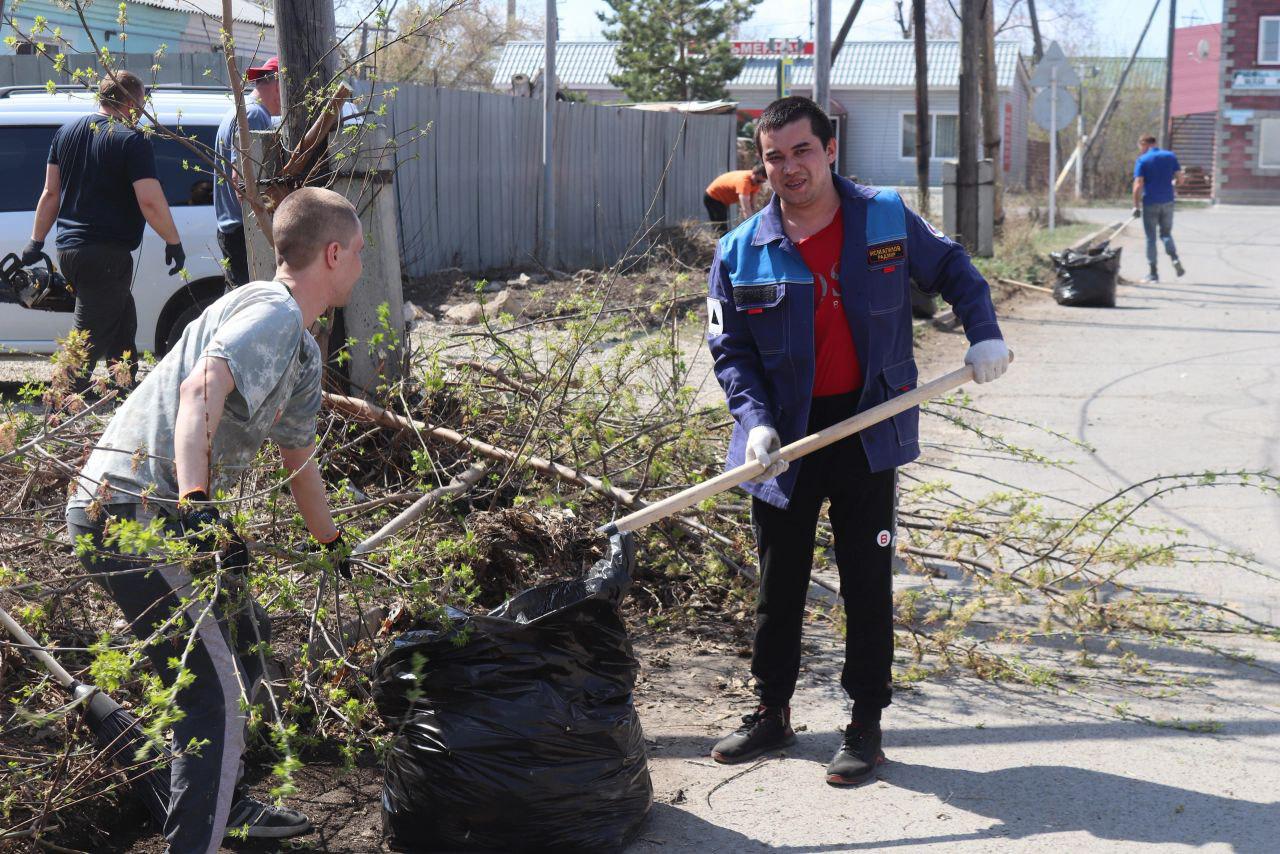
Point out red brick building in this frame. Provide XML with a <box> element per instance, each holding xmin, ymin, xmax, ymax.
<box><xmin>1217</xmin><ymin>0</ymin><xmax>1280</xmax><ymax>203</ymax></box>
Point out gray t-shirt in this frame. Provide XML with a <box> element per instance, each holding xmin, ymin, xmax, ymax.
<box><xmin>68</xmin><ymin>281</ymin><xmax>322</xmax><ymax>511</ymax></box>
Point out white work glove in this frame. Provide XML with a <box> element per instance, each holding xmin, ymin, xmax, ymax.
<box><xmin>964</xmin><ymin>338</ymin><xmax>1010</xmax><ymax>384</ymax></box>
<box><xmin>745</xmin><ymin>426</ymin><xmax>789</xmax><ymax>483</ymax></box>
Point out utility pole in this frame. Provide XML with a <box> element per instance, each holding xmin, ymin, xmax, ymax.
<box><xmin>1026</xmin><ymin>0</ymin><xmax>1044</xmax><ymax>61</ymax></box>
<box><xmin>831</xmin><ymin>0</ymin><xmax>866</xmax><ymax>62</ymax></box>
<box><xmin>273</xmin><ymin>1</ymin><xmax>339</xmax><ymax>154</ymax></box>
<box><xmin>814</xmin><ymin>0</ymin><xmax>831</xmax><ymax>115</ymax></box>
<box><xmin>913</xmin><ymin>0</ymin><xmax>930</xmax><ymax>217</ymax></box>
<box><xmin>979</xmin><ymin>0</ymin><xmax>1003</xmax><ymax>222</ymax></box>
<box><xmin>957</xmin><ymin>0</ymin><xmax>981</xmax><ymax>250</ymax></box>
<box><xmin>508</xmin><ymin>0</ymin><xmax>517</xmax><ymax>31</ymax></box>
<box><xmin>541</xmin><ymin>0</ymin><xmax>557</xmax><ymax>265</ymax></box>
<box><xmin>1161</xmin><ymin>0</ymin><xmax>1176</xmax><ymax>148</ymax></box>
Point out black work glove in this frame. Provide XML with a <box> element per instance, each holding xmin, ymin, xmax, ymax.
<box><xmin>20</xmin><ymin>239</ymin><xmax>44</xmax><ymax>266</ymax></box>
<box><xmin>164</xmin><ymin>242</ymin><xmax>186</xmax><ymax>276</ymax></box>
<box><xmin>320</xmin><ymin>531</ymin><xmax>353</xmax><ymax>579</ymax></box>
<box><xmin>1132</xmin><ymin>207</ymin><xmax>1141</xmax><ymax>220</ymax></box>
<box><xmin>178</xmin><ymin>490</ymin><xmax>249</xmax><ymax>570</ymax></box>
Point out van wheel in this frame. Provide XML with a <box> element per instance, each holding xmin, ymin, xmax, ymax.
<box><xmin>160</xmin><ymin>286</ymin><xmax>221</xmax><ymax>355</ymax></box>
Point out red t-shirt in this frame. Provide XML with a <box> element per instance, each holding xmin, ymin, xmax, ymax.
<box><xmin>795</xmin><ymin>208</ymin><xmax>861</xmax><ymax>397</ymax></box>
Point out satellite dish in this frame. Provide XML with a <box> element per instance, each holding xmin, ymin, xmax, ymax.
<box><xmin>1196</xmin><ymin>39</ymin><xmax>1211</xmax><ymax>59</ymax></box>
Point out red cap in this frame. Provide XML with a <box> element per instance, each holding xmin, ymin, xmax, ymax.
<box><xmin>245</xmin><ymin>56</ymin><xmax>279</xmax><ymax>82</ymax></box>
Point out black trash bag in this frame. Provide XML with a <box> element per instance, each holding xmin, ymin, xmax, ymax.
<box><xmin>373</xmin><ymin>532</ymin><xmax>651</xmax><ymax>853</ymax></box>
<box><xmin>1051</xmin><ymin>244</ymin><xmax>1122</xmax><ymax>307</ymax></box>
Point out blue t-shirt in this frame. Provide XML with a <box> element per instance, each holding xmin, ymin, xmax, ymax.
<box><xmin>214</xmin><ymin>100</ymin><xmax>272</xmax><ymax>232</ymax></box>
<box><xmin>47</xmin><ymin>113</ymin><xmax>157</xmax><ymax>251</ymax></box>
<box><xmin>1134</xmin><ymin>148</ymin><xmax>1181</xmax><ymax>204</ymax></box>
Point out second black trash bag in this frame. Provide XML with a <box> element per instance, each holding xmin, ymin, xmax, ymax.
<box><xmin>373</xmin><ymin>533</ymin><xmax>652</xmax><ymax>853</ymax></box>
<box><xmin>1051</xmin><ymin>245</ymin><xmax>1122</xmax><ymax>307</ymax></box>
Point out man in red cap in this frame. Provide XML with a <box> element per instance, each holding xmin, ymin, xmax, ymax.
<box><xmin>214</xmin><ymin>57</ymin><xmax>281</xmax><ymax>289</ymax></box>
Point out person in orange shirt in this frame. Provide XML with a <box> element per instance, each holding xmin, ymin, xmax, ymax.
<box><xmin>704</xmin><ymin>164</ymin><xmax>767</xmax><ymax>235</ymax></box>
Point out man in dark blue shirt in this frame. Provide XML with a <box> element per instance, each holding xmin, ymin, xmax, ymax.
<box><xmin>23</xmin><ymin>70</ymin><xmax>185</xmax><ymax>392</ymax></box>
<box><xmin>214</xmin><ymin>56</ymin><xmax>280</xmax><ymax>289</ymax></box>
<box><xmin>1132</xmin><ymin>134</ymin><xmax>1184</xmax><ymax>283</ymax></box>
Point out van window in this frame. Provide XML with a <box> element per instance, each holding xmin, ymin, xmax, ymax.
<box><xmin>0</xmin><ymin>126</ymin><xmax>56</xmax><ymax>213</ymax></box>
<box><xmin>154</xmin><ymin>126</ymin><xmax>218</xmax><ymax>207</ymax></box>
<box><xmin>0</xmin><ymin>122</ymin><xmax>219</xmax><ymax>212</ymax></box>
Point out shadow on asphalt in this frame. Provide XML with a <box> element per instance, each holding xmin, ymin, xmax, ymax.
<box><xmin>631</xmin><ymin>802</ymin><xmax>856</xmax><ymax>853</ymax></box>
<box><xmin>840</xmin><ymin>762</ymin><xmax>1278</xmax><ymax>850</ymax></box>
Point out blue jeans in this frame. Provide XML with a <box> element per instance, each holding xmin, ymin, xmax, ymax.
<box><xmin>1142</xmin><ymin>201</ymin><xmax>1177</xmax><ymax>268</ymax></box>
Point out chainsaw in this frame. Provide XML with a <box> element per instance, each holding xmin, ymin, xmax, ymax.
<box><xmin>0</xmin><ymin>251</ymin><xmax>76</xmax><ymax>313</ymax></box>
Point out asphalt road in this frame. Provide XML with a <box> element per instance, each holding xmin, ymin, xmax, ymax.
<box><xmin>634</xmin><ymin>204</ymin><xmax>1280</xmax><ymax>853</ymax></box>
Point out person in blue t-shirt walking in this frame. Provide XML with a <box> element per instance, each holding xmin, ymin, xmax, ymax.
<box><xmin>1132</xmin><ymin>134</ymin><xmax>1184</xmax><ymax>283</ymax></box>
<box><xmin>214</xmin><ymin>56</ymin><xmax>281</xmax><ymax>290</ymax></box>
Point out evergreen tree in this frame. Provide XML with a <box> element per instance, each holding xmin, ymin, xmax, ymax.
<box><xmin>599</xmin><ymin>0</ymin><xmax>761</xmax><ymax>102</ymax></box>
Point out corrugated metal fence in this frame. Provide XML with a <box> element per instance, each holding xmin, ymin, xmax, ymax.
<box><xmin>0</xmin><ymin>53</ymin><xmax>736</xmax><ymax>273</ymax></box>
<box><xmin>370</xmin><ymin>84</ymin><xmax>736</xmax><ymax>274</ymax></box>
<box><xmin>0</xmin><ymin>51</ymin><xmax>250</xmax><ymax>87</ymax></box>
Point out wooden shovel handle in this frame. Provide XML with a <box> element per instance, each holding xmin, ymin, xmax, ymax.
<box><xmin>0</xmin><ymin>604</ymin><xmax>76</xmax><ymax>689</ymax></box>
<box><xmin>599</xmin><ymin>360</ymin><xmax>999</xmax><ymax>536</ymax></box>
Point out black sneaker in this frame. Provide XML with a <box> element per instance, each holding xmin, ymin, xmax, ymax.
<box><xmin>826</xmin><ymin>721</ymin><xmax>886</xmax><ymax>786</ymax></box>
<box><xmin>711</xmin><ymin>705</ymin><xmax>796</xmax><ymax>764</ymax></box>
<box><xmin>1172</xmin><ymin>257</ymin><xmax>1185</xmax><ymax>277</ymax></box>
<box><xmin>224</xmin><ymin>796</ymin><xmax>313</xmax><ymax>840</ymax></box>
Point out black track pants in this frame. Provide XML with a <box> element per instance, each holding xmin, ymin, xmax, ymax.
<box><xmin>59</xmin><ymin>244</ymin><xmax>137</xmax><ymax>392</ymax></box>
<box><xmin>749</xmin><ymin>391</ymin><xmax>897</xmax><ymax>711</ymax></box>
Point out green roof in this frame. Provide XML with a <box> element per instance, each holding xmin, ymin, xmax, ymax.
<box><xmin>1072</xmin><ymin>57</ymin><xmax>1167</xmax><ymax>90</ymax></box>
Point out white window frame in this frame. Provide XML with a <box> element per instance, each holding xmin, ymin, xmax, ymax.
<box><xmin>899</xmin><ymin>111</ymin><xmax>961</xmax><ymax>161</ymax></box>
<box><xmin>1260</xmin><ymin>16</ymin><xmax>1280</xmax><ymax>65</ymax></box>
<box><xmin>1260</xmin><ymin>118</ymin><xmax>1280</xmax><ymax>168</ymax></box>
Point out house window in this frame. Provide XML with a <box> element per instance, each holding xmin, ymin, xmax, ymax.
<box><xmin>902</xmin><ymin>114</ymin><xmax>960</xmax><ymax>159</ymax></box>
<box><xmin>1261</xmin><ymin>17</ymin><xmax>1280</xmax><ymax>64</ymax></box>
<box><xmin>1260</xmin><ymin>118</ymin><xmax>1280</xmax><ymax>168</ymax></box>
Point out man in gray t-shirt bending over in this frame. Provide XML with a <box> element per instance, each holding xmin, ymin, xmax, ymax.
<box><xmin>66</xmin><ymin>187</ymin><xmax>364</xmax><ymax>852</ymax></box>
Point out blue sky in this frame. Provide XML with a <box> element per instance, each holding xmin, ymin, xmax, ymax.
<box><xmin>515</xmin><ymin>0</ymin><xmax>1222</xmax><ymax>59</ymax></box>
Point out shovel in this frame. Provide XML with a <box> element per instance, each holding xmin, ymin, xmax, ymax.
<box><xmin>0</xmin><ymin>605</ymin><xmax>170</xmax><ymax>825</ymax></box>
<box><xmin>600</xmin><ymin>361</ymin><xmax>1001</xmax><ymax>536</ymax></box>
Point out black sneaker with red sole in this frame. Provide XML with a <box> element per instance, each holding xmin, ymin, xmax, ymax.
<box><xmin>826</xmin><ymin>721</ymin><xmax>886</xmax><ymax>786</ymax></box>
<box><xmin>711</xmin><ymin>705</ymin><xmax>796</xmax><ymax>764</ymax></box>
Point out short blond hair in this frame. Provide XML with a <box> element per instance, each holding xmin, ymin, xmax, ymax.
<box><xmin>99</xmin><ymin>70</ymin><xmax>144</xmax><ymax>111</ymax></box>
<box><xmin>273</xmin><ymin>187</ymin><xmax>360</xmax><ymax>268</ymax></box>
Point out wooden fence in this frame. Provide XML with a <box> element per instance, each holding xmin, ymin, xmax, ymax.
<box><xmin>369</xmin><ymin>84</ymin><xmax>736</xmax><ymax>274</ymax></box>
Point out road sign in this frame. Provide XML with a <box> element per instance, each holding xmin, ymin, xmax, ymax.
<box><xmin>1033</xmin><ymin>85</ymin><xmax>1078</xmax><ymax>131</ymax></box>
<box><xmin>1029</xmin><ymin>41</ymin><xmax>1080</xmax><ymax>88</ymax></box>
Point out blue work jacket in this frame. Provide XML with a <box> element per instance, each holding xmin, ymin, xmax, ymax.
<box><xmin>706</xmin><ymin>175</ymin><xmax>1003</xmax><ymax>509</ymax></box>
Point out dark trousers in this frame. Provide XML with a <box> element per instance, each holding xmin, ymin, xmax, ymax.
<box><xmin>750</xmin><ymin>391</ymin><xmax>897</xmax><ymax>712</ymax></box>
<box><xmin>704</xmin><ymin>193</ymin><xmax>730</xmax><ymax>235</ymax></box>
<box><xmin>217</xmin><ymin>225</ymin><xmax>251</xmax><ymax>290</ymax></box>
<box><xmin>58</xmin><ymin>244</ymin><xmax>137</xmax><ymax>392</ymax></box>
<box><xmin>66</xmin><ymin>503</ymin><xmax>269</xmax><ymax>851</ymax></box>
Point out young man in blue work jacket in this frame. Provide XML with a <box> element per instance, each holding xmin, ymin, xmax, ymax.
<box><xmin>705</xmin><ymin>97</ymin><xmax>1010</xmax><ymax>785</ymax></box>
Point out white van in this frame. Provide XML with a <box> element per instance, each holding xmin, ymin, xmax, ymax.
<box><xmin>0</xmin><ymin>86</ymin><xmax>239</xmax><ymax>355</ymax></box>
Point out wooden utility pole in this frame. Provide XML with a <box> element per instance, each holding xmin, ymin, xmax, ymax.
<box><xmin>273</xmin><ymin>1</ymin><xmax>339</xmax><ymax>153</ymax></box>
<box><xmin>1026</xmin><ymin>0</ymin><xmax>1044</xmax><ymax>61</ymax></box>
<box><xmin>957</xmin><ymin>0</ymin><xmax>981</xmax><ymax>249</ymax></box>
<box><xmin>979</xmin><ymin>0</ymin><xmax>1003</xmax><ymax>222</ymax></box>
<box><xmin>814</xmin><ymin>0</ymin><xmax>831</xmax><ymax>114</ymax></box>
<box><xmin>831</xmin><ymin>0</ymin><xmax>866</xmax><ymax>62</ymax></box>
<box><xmin>1160</xmin><ymin>0</ymin><xmax>1177</xmax><ymax>148</ymax></box>
<box><xmin>508</xmin><ymin>0</ymin><xmax>517</xmax><ymax>30</ymax></box>
<box><xmin>912</xmin><ymin>0</ymin><xmax>930</xmax><ymax>217</ymax></box>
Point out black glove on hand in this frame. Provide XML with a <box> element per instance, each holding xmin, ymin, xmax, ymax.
<box><xmin>165</xmin><ymin>242</ymin><xmax>186</xmax><ymax>276</ymax></box>
<box><xmin>179</xmin><ymin>490</ymin><xmax>248</xmax><ymax>569</ymax></box>
<box><xmin>1132</xmin><ymin>207</ymin><xmax>1141</xmax><ymax>219</ymax></box>
<box><xmin>20</xmin><ymin>239</ymin><xmax>44</xmax><ymax>266</ymax></box>
<box><xmin>321</xmin><ymin>531</ymin><xmax>353</xmax><ymax>580</ymax></box>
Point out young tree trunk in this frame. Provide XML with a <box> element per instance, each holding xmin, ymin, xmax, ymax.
<box><xmin>913</xmin><ymin>0</ymin><xmax>930</xmax><ymax>217</ymax></box>
<box><xmin>1026</xmin><ymin>0</ymin><xmax>1044</xmax><ymax>61</ymax></box>
<box><xmin>957</xmin><ymin>0</ymin><xmax>981</xmax><ymax>249</ymax></box>
<box><xmin>979</xmin><ymin>0</ymin><xmax>1004</xmax><ymax>223</ymax></box>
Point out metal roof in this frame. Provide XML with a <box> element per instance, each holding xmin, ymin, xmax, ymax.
<box><xmin>1071</xmin><ymin>57</ymin><xmax>1167</xmax><ymax>90</ymax></box>
<box><xmin>493</xmin><ymin>40</ymin><xmax>1026</xmax><ymax>92</ymax></box>
<box><xmin>126</xmin><ymin>0</ymin><xmax>274</xmax><ymax>27</ymax></box>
